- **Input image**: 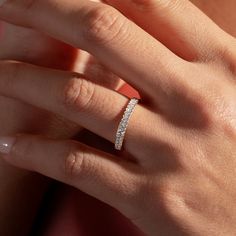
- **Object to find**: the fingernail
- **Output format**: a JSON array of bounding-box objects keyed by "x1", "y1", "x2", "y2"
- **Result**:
[
  {"x1": 0, "y1": 0, "x2": 7, "y2": 7},
  {"x1": 0, "y1": 136, "x2": 15, "y2": 154}
]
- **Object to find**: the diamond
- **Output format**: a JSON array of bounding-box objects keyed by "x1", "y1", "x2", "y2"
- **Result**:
[{"x1": 114, "y1": 98, "x2": 139, "y2": 150}]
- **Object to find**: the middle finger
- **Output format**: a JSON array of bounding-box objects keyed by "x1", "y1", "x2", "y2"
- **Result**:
[
  {"x1": 0, "y1": 61, "x2": 174, "y2": 160},
  {"x1": 0, "y1": 0, "x2": 185, "y2": 98}
]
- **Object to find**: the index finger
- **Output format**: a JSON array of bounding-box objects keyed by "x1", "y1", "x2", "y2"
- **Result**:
[{"x1": 0, "y1": 0, "x2": 185, "y2": 97}]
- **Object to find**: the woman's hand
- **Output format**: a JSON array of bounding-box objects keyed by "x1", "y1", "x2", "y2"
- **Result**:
[
  {"x1": 0, "y1": 17, "x2": 122, "y2": 236},
  {"x1": 0, "y1": 21, "x2": 122, "y2": 138},
  {"x1": 0, "y1": 22, "x2": 79, "y2": 236},
  {"x1": 1, "y1": 0, "x2": 236, "y2": 235}
]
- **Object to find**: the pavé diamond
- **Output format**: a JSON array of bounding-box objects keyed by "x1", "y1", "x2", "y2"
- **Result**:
[{"x1": 114, "y1": 98, "x2": 139, "y2": 150}]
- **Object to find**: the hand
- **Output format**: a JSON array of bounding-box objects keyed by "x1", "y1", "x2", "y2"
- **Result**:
[
  {"x1": 0, "y1": 21, "x2": 122, "y2": 138},
  {"x1": 0, "y1": 19, "x2": 122, "y2": 236},
  {"x1": 1, "y1": 1, "x2": 236, "y2": 235},
  {"x1": 0, "y1": 21, "x2": 79, "y2": 236}
]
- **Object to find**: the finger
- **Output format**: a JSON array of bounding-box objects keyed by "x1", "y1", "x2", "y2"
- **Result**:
[
  {"x1": 0, "y1": 21, "x2": 123, "y2": 90},
  {"x1": 0, "y1": 61, "x2": 175, "y2": 160},
  {"x1": 0, "y1": 0, "x2": 185, "y2": 96},
  {"x1": 0, "y1": 134, "x2": 140, "y2": 212},
  {"x1": 104, "y1": 0, "x2": 233, "y2": 61},
  {"x1": 0, "y1": 60, "x2": 134, "y2": 144},
  {"x1": 78, "y1": 52, "x2": 125, "y2": 90},
  {"x1": 0, "y1": 21, "x2": 77, "y2": 70}
]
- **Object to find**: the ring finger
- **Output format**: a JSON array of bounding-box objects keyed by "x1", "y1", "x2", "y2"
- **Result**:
[
  {"x1": 0, "y1": 60, "x2": 169, "y2": 157},
  {"x1": 0, "y1": 61, "x2": 127, "y2": 142}
]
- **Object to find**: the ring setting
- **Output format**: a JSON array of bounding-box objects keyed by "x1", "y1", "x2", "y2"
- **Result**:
[{"x1": 115, "y1": 98, "x2": 139, "y2": 150}]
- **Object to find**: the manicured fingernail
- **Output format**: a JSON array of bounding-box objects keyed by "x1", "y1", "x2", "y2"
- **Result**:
[
  {"x1": 0, "y1": 136, "x2": 15, "y2": 154},
  {"x1": 0, "y1": 0, "x2": 7, "y2": 7}
]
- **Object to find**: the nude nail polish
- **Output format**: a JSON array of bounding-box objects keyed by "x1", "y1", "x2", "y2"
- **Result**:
[{"x1": 0, "y1": 136, "x2": 15, "y2": 154}]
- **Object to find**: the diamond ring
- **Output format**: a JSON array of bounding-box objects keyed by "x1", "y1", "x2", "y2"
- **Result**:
[{"x1": 115, "y1": 98, "x2": 139, "y2": 150}]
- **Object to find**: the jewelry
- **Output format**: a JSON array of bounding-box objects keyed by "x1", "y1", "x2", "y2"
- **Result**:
[{"x1": 115, "y1": 98, "x2": 139, "y2": 150}]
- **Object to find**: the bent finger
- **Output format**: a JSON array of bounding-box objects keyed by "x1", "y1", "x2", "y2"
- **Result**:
[
  {"x1": 0, "y1": 134, "x2": 140, "y2": 212},
  {"x1": 0, "y1": 60, "x2": 132, "y2": 143},
  {"x1": 0, "y1": 0, "x2": 185, "y2": 96},
  {"x1": 0, "y1": 60, "x2": 184, "y2": 158}
]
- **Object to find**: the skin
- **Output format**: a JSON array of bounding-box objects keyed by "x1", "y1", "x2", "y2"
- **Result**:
[
  {"x1": 0, "y1": 23, "x2": 78, "y2": 236},
  {"x1": 1, "y1": 0, "x2": 236, "y2": 235},
  {"x1": 0, "y1": 17, "x2": 121, "y2": 236},
  {"x1": 191, "y1": 0, "x2": 236, "y2": 37}
]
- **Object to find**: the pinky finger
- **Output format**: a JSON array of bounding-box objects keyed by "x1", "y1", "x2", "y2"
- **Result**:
[{"x1": 0, "y1": 135, "x2": 140, "y2": 212}]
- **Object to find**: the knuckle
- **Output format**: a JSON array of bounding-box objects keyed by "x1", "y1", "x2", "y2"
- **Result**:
[
  {"x1": 168, "y1": 82, "x2": 212, "y2": 127},
  {"x1": 62, "y1": 77, "x2": 95, "y2": 112},
  {"x1": 159, "y1": 183, "x2": 186, "y2": 218},
  {"x1": 81, "y1": 5, "x2": 127, "y2": 45},
  {"x1": 188, "y1": 90, "x2": 216, "y2": 127},
  {"x1": 166, "y1": 63, "x2": 223, "y2": 128},
  {"x1": 64, "y1": 144, "x2": 86, "y2": 179},
  {"x1": 191, "y1": 72, "x2": 231, "y2": 125},
  {"x1": 188, "y1": 84, "x2": 234, "y2": 130},
  {"x1": 207, "y1": 87, "x2": 236, "y2": 132},
  {"x1": 143, "y1": 178, "x2": 185, "y2": 218},
  {"x1": 216, "y1": 40, "x2": 236, "y2": 75}
]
